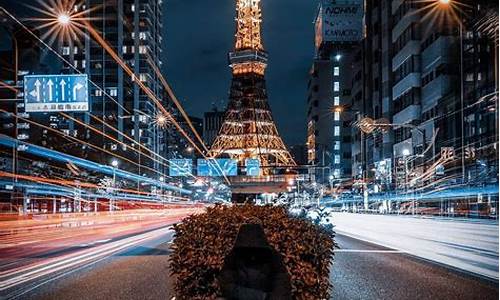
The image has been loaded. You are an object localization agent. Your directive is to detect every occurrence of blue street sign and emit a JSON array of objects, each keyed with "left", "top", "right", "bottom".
[
  {"left": 169, "top": 159, "right": 193, "bottom": 177},
  {"left": 197, "top": 159, "right": 238, "bottom": 177},
  {"left": 24, "top": 74, "right": 89, "bottom": 112},
  {"left": 245, "top": 158, "right": 260, "bottom": 176}
]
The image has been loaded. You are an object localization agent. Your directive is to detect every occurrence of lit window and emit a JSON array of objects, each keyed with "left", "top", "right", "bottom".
[
  {"left": 73, "top": 46, "right": 78, "bottom": 54},
  {"left": 334, "top": 155, "right": 340, "bottom": 164},
  {"left": 95, "top": 89, "right": 103, "bottom": 96},
  {"left": 334, "top": 126, "right": 340, "bottom": 136},
  {"left": 62, "top": 47, "right": 70, "bottom": 55},
  {"left": 139, "top": 32, "right": 147, "bottom": 40},
  {"left": 139, "top": 46, "right": 147, "bottom": 54},
  {"left": 122, "top": 46, "right": 127, "bottom": 54},
  {"left": 131, "top": 4, "right": 135, "bottom": 12},
  {"left": 334, "top": 67, "right": 340, "bottom": 76},
  {"left": 334, "top": 141, "right": 340, "bottom": 150},
  {"left": 334, "top": 82, "right": 340, "bottom": 92},
  {"left": 82, "top": 59, "right": 86, "bottom": 68},
  {"left": 109, "top": 88, "right": 118, "bottom": 96},
  {"left": 74, "top": 60, "right": 78, "bottom": 68},
  {"left": 139, "top": 73, "right": 147, "bottom": 82},
  {"left": 334, "top": 111, "right": 340, "bottom": 121},
  {"left": 334, "top": 96, "right": 340, "bottom": 105}
]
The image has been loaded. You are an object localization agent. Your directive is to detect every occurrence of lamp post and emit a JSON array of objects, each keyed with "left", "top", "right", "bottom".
[
  {"left": 110, "top": 159, "right": 119, "bottom": 211},
  {"left": 437, "top": 0, "right": 466, "bottom": 183}
]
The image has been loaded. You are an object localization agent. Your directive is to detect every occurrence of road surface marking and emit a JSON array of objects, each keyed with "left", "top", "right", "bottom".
[{"left": 334, "top": 249, "right": 406, "bottom": 253}]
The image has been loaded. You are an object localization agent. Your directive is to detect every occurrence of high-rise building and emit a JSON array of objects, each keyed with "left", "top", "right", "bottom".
[
  {"left": 351, "top": 0, "right": 498, "bottom": 194},
  {"left": 203, "top": 104, "right": 225, "bottom": 146},
  {"left": 306, "top": 0, "right": 362, "bottom": 184},
  {"left": 59, "top": 0, "right": 165, "bottom": 173}
]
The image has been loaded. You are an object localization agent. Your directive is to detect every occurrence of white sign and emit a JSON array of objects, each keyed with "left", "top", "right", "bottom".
[{"left": 320, "top": 0, "right": 364, "bottom": 42}]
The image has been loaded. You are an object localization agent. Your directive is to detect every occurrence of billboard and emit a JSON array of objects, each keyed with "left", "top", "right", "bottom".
[
  {"left": 24, "top": 74, "right": 89, "bottom": 112},
  {"left": 374, "top": 159, "right": 392, "bottom": 184},
  {"left": 245, "top": 158, "right": 260, "bottom": 176},
  {"left": 197, "top": 159, "right": 237, "bottom": 177},
  {"left": 320, "top": 0, "right": 364, "bottom": 43},
  {"left": 169, "top": 159, "right": 193, "bottom": 177}
]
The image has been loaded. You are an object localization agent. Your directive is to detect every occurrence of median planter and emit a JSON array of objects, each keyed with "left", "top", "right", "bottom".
[{"left": 170, "top": 204, "right": 335, "bottom": 299}]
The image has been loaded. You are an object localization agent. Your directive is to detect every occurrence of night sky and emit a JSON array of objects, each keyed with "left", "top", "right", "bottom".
[
  {"left": 164, "top": 0, "right": 317, "bottom": 146},
  {"left": 1, "top": 0, "right": 317, "bottom": 146}
]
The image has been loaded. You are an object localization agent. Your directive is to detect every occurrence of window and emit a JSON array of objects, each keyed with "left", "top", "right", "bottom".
[
  {"left": 109, "top": 88, "right": 117, "bottom": 96},
  {"left": 334, "top": 82, "right": 340, "bottom": 92},
  {"left": 334, "top": 96, "right": 340, "bottom": 105},
  {"left": 95, "top": 89, "right": 103, "bottom": 96},
  {"left": 139, "top": 46, "right": 147, "bottom": 54},
  {"left": 62, "top": 46, "right": 70, "bottom": 55},
  {"left": 334, "top": 67, "right": 340, "bottom": 76},
  {"left": 334, "top": 155, "right": 341, "bottom": 164},
  {"left": 131, "top": 4, "right": 135, "bottom": 12},
  {"left": 334, "top": 141, "right": 340, "bottom": 151},
  {"left": 82, "top": 59, "right": 86, "bottom": 68},
  {"left": 139, "top": 32, "right": 147, "bottom": 40},
  {"left": 73, "top": 46, "right": 78, "bottom": 54},
  {"left": 334, "top": 111, "right": 340, "bottom": 121},
  {"left": 334, "top": 126, "right": 340, "bottom": 136},
  {"left": 139, "top": 73, "right": 147, "bottom": 82},
  {"left": 122, "top": 46, "right": 127, "bottom": 54}
]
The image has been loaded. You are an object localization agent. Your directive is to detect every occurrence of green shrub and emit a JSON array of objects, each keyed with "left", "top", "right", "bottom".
[{"left": 170, "top": 204, "right": 335, "bottom": 299}]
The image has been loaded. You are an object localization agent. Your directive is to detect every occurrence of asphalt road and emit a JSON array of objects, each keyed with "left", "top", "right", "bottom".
[
  {"left": 8, "top": 231, "right": 497, "bottom": 300},
  {"left": 331, "top": 234, "right": 499, "bottom": 300}
]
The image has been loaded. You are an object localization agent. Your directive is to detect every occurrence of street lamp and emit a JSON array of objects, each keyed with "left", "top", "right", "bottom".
[{"left": 57, "top": 13, "right": 71, "bottom": 25}]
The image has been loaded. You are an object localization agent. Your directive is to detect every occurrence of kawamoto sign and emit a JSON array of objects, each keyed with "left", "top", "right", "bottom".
[{"left": 320, "top": 0, "right": 364, "bottom": 42}]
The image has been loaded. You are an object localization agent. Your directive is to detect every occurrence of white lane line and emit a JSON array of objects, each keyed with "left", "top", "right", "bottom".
[{"left": 334, "top": 249, "right": 406, "bottom": 253}]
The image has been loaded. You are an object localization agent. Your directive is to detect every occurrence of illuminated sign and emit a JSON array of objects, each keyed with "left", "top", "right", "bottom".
[
  {"left": 24, "top": 74, "right": 89, "bottom": 112},
  {"left": 169, "top": 159, "right": 193, "bottom": 177},
  {"left": 245, "top": 158, "right": 260, "bottom": 176},
  {"left": 197, "top": 159, "right": 237, "bottom": 177},
  {"left": 319, "top": 0, "right": 364, "bottom": 43}
]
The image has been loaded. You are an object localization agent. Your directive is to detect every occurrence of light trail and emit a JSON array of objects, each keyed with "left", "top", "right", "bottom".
[
  {"left": 0, "top": 108, "right": 166, "bottom": 179},
  {"left": 0, "top": 135, "right": 192, "bottom": 194},
  {"left": 0, "top": 208, "right": 204, "bottom": 298}
]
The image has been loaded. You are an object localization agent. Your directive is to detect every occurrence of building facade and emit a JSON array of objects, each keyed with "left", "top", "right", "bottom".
[
  {"left": 350, "top": 0, "right": 498, "bottom": 197},
  {"left": 306, "top": 1, "right": 359, "bottom": 184},
  {"left": 59, "top": 0, "right": 166, "bottom": 174}
]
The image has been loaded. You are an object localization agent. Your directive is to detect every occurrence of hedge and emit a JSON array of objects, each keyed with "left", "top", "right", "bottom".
[{"left": 170, "top": 204, "right": 335, "bottom": 299}]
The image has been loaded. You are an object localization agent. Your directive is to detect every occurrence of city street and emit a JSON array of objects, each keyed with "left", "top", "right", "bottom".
[
  {"left": 0, "top": 0, "right": 498, "bottom": 298},
  {"left": 2, "top": 226, "right": 497, "bottom": 300}
]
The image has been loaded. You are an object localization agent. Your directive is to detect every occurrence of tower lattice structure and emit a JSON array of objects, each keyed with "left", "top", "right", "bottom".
[{"left": 209, "top": 0, "right": 295, "bottom": 170}]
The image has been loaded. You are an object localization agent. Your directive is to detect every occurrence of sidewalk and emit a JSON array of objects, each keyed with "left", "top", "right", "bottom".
[{"left": 331, "top": 212, "right": 499, "bottom": 280}]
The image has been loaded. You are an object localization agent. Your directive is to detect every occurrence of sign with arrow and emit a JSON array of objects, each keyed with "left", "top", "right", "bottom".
[{"left": 24, "top": 74, "right": 89, "bottom": 112}]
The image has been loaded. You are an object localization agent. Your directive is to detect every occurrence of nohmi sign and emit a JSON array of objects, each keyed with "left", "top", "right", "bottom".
[
  {"left": 321, "top": 0, "right": 364, "bottom": 42},
  {"left": 24, "top": 74, "right": 89, "bottom": 113}
]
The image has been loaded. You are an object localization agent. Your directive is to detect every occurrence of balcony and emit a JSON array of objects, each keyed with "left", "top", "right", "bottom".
[
  {"left": 393, "top": 104, "right": 420, "bottom": 124},
  {"left": 392, "top": 40, "right": 420, "bottom": 71},
  {"left": 393, "top": 73, "right": 421, "bottom": 99},
  {"left": 422, "top": 36, "right": 455, "bottom": 72},
  {"left": 421, "top": 75, "right": 452, "bottom": 112}
]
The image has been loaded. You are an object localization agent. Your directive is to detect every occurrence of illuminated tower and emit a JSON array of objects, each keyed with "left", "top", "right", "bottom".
[{"left": 209, "top": 0, "right": 295, "bottom": 171}]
